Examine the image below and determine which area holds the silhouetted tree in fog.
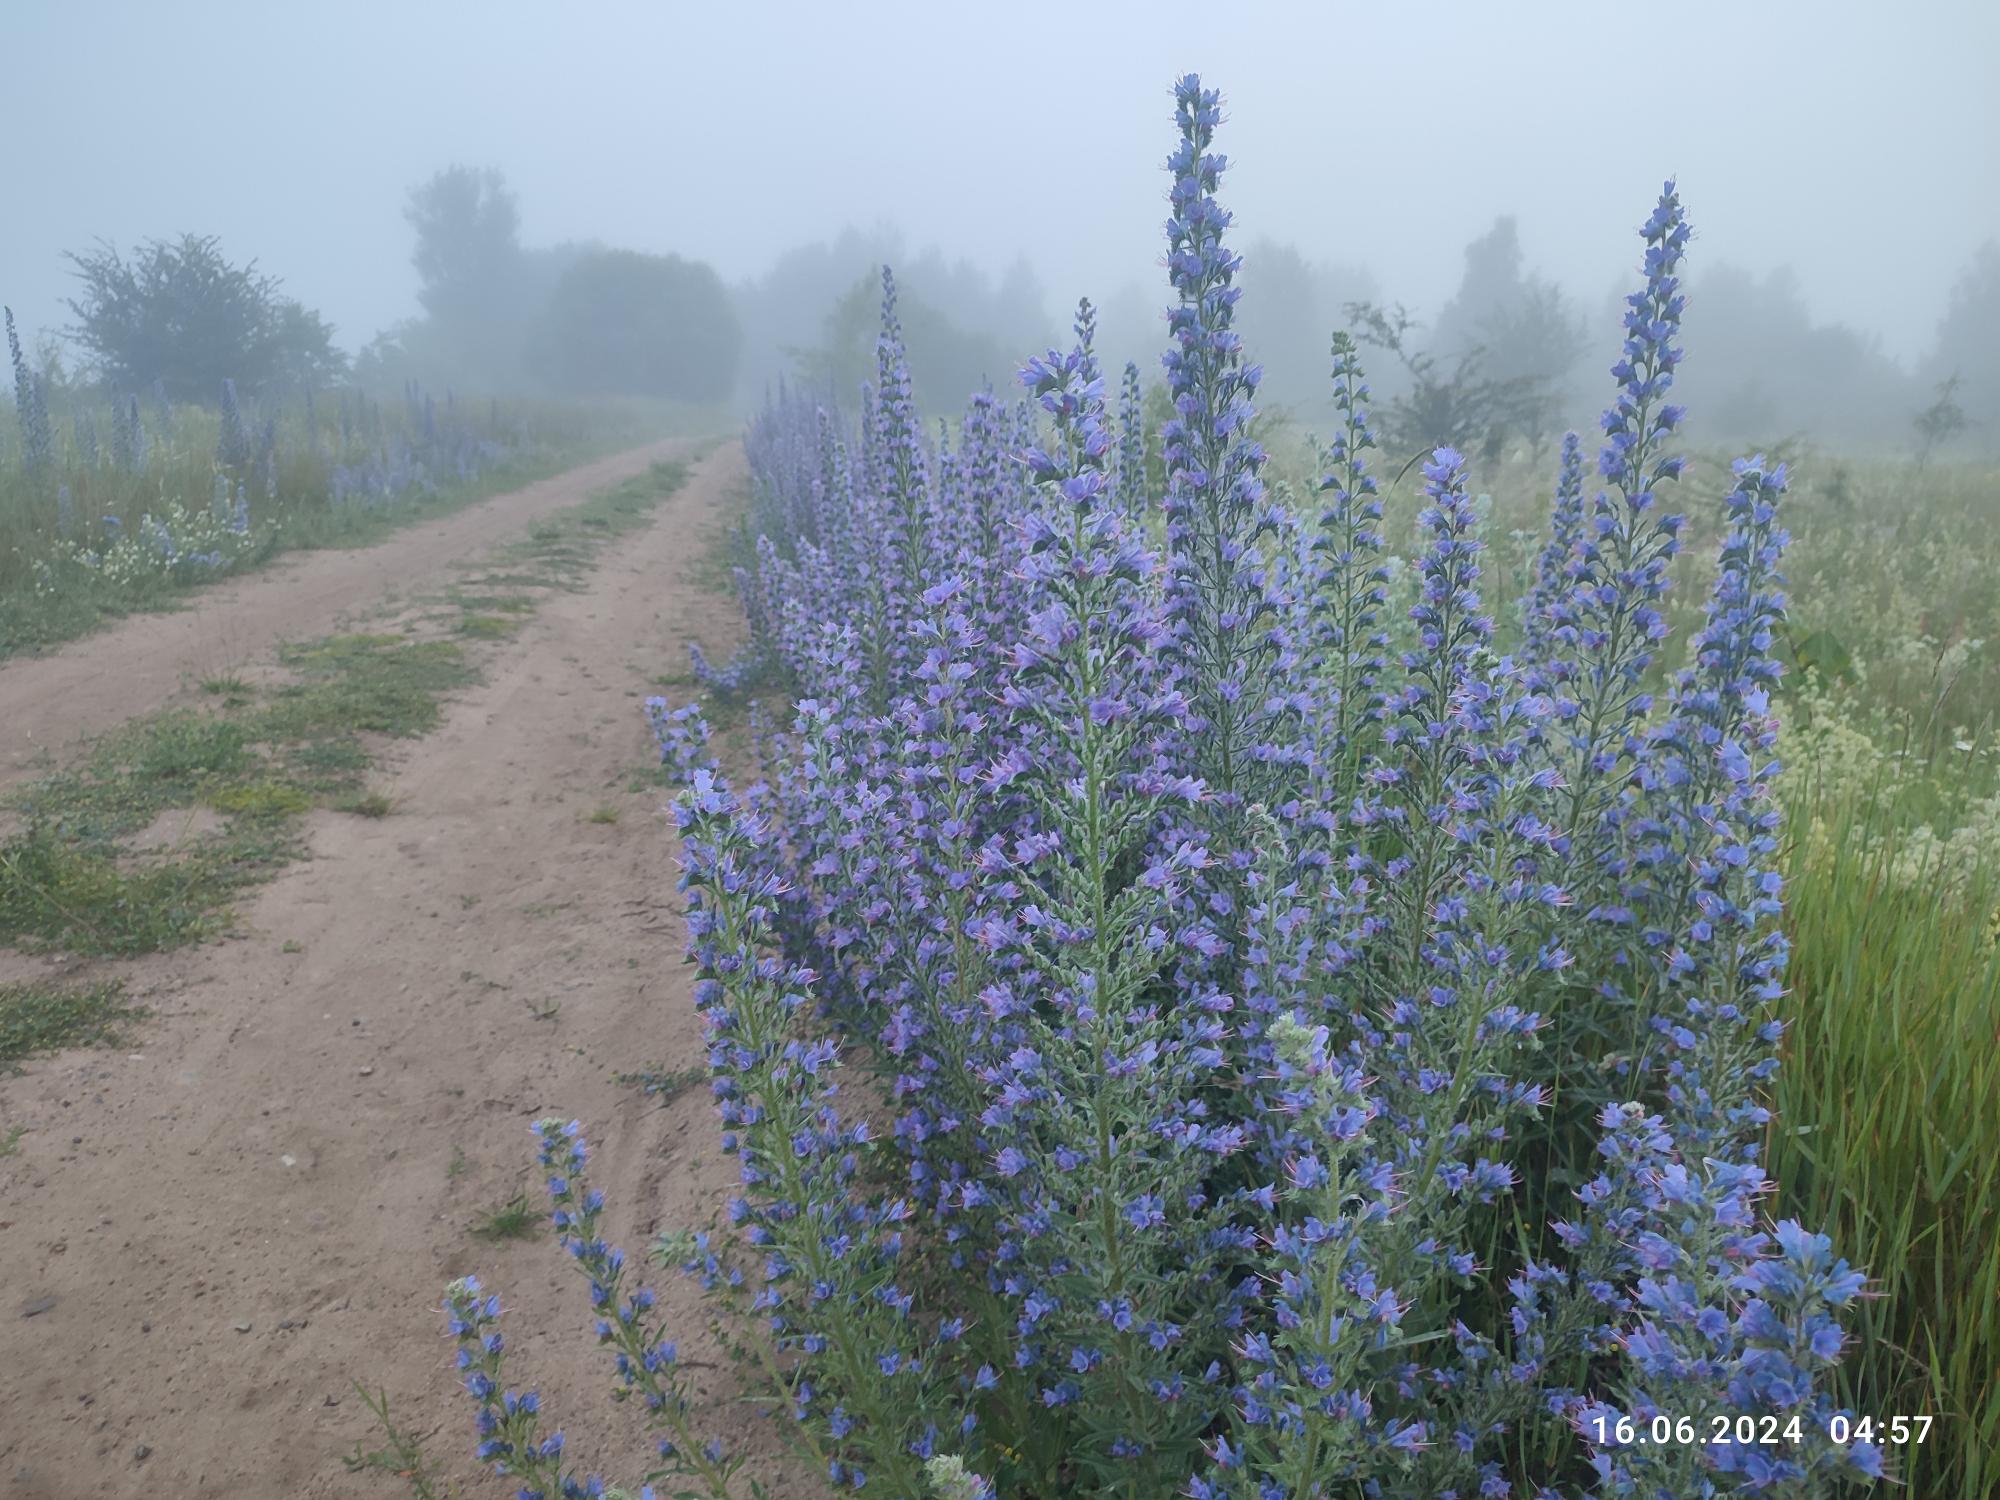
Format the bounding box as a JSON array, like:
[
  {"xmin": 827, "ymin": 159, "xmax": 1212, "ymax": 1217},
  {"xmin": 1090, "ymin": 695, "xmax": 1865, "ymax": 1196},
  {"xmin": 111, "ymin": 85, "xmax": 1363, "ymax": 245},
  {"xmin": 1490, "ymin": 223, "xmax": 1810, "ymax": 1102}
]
[
  {"xmin": 63, "ymin": 233, "xmax": 345, "ymax": 399},
  {"xmin": 1925, "ymin": 242, "xmax": 2000, "ymax": 451},
  {"xmin": 390, "ymin": 165, "xmax": 530, "ymax": 386},
  {"xmin": 1429, "ymin": 215, "xmax": 1525, "ymax": 361},
  {"xmin": 1235, "ymin": 239, "xmax": 1377, "ymax": 419},
  {"xmin": 527, "ymin": 249, "xmax": 740, "ymax": 401},
  {"xmin": 731, "ymin": 230, "xmax": 1052, "ymax": 409},
  {"xmin": 1679, "ymin": 262, "xmax": 1910, "ymax": 448},
  {"xmin": 407, "ymin": 168, "xmax": 522, "ymax": 335},
  {"xmin": 1428, "ymin": 215, "xmax": 1586, "ymax": 462}
]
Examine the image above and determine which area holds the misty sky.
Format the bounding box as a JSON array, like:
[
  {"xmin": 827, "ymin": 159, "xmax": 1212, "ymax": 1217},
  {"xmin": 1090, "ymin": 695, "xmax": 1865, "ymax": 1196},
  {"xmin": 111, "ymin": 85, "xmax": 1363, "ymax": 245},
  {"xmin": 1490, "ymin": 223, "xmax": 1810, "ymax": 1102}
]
[{"xmin": 9, "ymin": 0, "xmax": 1997, "ymax": 366}]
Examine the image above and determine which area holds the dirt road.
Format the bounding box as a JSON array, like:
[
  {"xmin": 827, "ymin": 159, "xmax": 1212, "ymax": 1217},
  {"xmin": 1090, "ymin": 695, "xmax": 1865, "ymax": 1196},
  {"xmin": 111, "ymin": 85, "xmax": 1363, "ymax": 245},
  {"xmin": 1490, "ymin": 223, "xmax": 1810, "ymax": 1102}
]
[
  {"xmin": 0, "ymin": 439, "xmax": 692, "ymax": 786},
  {"xmin": 0, "ymin": 442, "xmax": 800, "ymax": 1498}
]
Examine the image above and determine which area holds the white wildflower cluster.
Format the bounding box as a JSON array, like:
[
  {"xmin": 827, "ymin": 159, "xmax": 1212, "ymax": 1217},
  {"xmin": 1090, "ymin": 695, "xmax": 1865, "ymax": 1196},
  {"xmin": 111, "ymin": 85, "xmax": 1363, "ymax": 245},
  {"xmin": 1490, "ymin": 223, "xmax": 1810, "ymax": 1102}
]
[{"xmin": 33, "ymin": 492, "xmax": 272, "ymax": 596}]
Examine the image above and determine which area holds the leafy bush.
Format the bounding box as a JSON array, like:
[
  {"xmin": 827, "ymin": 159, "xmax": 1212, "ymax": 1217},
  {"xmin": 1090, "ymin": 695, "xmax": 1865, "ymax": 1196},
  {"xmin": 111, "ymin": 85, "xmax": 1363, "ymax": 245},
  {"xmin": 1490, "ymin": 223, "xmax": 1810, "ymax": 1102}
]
[
  {"xmin": 448, "ymin": 77, "xmax": 1885, "ymax": 1499},
  {"xmin": 61, "ymin": 233, "xmax": 345, "ymax": 398},
  {"xmin": 1342, "ymin": 297, "xmax": 1567, "ymax": 467}
]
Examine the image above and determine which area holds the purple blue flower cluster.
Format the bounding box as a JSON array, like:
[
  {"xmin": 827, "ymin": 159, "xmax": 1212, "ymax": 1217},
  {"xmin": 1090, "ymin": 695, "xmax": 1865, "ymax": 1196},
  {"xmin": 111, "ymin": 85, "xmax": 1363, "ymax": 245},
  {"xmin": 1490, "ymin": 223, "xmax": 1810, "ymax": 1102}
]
[
  {"xmin": 216, "ymin": 377, "xmax": 252, "ymax": 471},
  {"xmin": 109, "ymin": 393, "xmax": 148, "ymax": 471},
  {"xmin": 444, "ymin": 1273, "xmax": 657, "ymax": 1500},
  {"xmin": 7, "ymin": 306, "xmax": 53, "ymax": 473},
  {"xmin": 462, "ymin": 76, "xmax": 1878, "ymax": 1500},
  {"xmin": 326, "ymin": 379, "xmax": 518, "ymax": 509}
]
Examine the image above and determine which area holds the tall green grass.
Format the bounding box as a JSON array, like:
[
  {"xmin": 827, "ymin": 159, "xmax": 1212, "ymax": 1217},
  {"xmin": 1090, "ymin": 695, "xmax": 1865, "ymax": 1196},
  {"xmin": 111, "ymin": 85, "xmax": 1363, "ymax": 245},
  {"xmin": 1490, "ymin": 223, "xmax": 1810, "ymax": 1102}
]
[{"xmin": 1773, "ymin": 794, "xmax": 2000, "ymax": 1499}]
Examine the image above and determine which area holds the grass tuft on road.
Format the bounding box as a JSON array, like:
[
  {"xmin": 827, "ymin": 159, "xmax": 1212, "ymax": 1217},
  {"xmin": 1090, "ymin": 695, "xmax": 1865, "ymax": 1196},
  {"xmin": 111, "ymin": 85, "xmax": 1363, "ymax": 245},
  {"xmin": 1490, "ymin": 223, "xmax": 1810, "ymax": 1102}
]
[
  {"xmin": 1, "ymin": 979, "xmax": 144, "ymax": 1067},
  {"xmin": 471, "ymin": 1193, "xmax": 541, "ymax": 1242}
]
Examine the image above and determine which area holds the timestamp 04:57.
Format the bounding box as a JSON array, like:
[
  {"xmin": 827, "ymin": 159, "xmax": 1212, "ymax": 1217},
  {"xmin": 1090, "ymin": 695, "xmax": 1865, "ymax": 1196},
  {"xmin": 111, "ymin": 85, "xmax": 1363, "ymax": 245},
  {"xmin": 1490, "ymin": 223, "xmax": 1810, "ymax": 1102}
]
[{"xmin": 1587, "ymin": 1413, "xmax": 1934, "ymax": 1447}]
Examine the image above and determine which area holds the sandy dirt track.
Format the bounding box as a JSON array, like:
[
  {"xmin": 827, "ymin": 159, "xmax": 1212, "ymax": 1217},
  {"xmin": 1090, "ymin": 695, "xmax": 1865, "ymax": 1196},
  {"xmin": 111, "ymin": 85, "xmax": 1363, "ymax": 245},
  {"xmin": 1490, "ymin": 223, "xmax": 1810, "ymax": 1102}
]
[
  {"xmin": 0, "ymin": 442, "xmax": 809, "ymax": 1498},
  {"xmin": 0, "ymin": 439, "xmax": 692, "ymax": 786}
]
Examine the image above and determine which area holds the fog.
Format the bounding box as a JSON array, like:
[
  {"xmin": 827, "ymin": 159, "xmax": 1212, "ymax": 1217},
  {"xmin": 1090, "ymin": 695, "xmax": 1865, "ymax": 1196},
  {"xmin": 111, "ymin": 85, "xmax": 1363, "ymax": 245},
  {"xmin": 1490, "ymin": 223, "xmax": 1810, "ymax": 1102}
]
[{"xmin": 9, "ymin": 0, "xmax": 1998, "ymax": 446}]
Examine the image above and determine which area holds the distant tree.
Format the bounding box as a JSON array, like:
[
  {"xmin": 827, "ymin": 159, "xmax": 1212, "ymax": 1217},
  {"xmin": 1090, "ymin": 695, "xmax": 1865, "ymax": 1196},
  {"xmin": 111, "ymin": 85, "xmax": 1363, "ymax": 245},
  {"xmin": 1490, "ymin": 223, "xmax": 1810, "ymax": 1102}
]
[
  {"xmin": 1236, "ymin": 239, "xmax": 1378, "ymax": 419},
  {"xmin": 1240, "ymin": 240, "xmax": 1319, "ymax": 415},
  {"xmin": 1346, "ymin": 299, "xmax": 1545, "ymax": 463},
  {"xmin": 989, "ymin": 255, "xmax": 1048, "ymax": 343},
  {"xmin": 349, "ymin": 319, "xmax": 444, "ymax": 391},
  {"xmin": 732, "ymin": 230, "xmax": 1054, "ymax": 408},
  {"xmin": 1681, "ymin": 262, "xmax": 1911, "ymax": 447},
  {"xmin": 404, "ymin": 166, "xmax": 527, "ymax": 383},
  {"xmin": 729, "ymin": 228, "xmax": 903, "ymax": 406},
  {"xmin": 1477, "ymin": 279, "xmax": 1587, "ymax": 463},
  {"xmin": 516, "ymin": 240, "xmax": 603, "ymax": 318},
  {"xmin": 263, "ymin": 300, "xmax": 346, "ymax": 389},
  {"xmin": 407, "ymin": 167, "xmax": 521, "ymax": 329},
  {"xmin": 527, "ymin": 249, "xmax": 740, "ymax": 401},
  {"xmin": 1094, "ymin": 279, "xmax": 1163, "ymax": 382},
  {"xmin": 1418, "ymin": 215, "xmax": 1588, "ymax": 462},
  {"xmin": 62, "ymin": 233, "xmax": 345, "ymax": 399},
  {"xmin": 1912, "ymin": 374, "xmax": 1969, "ymax": 468},
  {"xmin": 1430, "ymin": 215, "xmax": 1525, "ymax": 361},
  {"xmin": 1925, "ymin": 242, "xmax": 2000, "ymax": 448}
]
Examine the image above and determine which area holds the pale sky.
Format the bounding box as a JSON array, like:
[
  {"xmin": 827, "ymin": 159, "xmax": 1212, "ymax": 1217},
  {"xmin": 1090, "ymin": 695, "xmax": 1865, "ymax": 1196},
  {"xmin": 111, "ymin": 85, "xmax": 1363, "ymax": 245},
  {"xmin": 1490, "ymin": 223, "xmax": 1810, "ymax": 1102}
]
[{"xmin": 7, "ymin": 0, "xmax": 1996, "ymax": 365}]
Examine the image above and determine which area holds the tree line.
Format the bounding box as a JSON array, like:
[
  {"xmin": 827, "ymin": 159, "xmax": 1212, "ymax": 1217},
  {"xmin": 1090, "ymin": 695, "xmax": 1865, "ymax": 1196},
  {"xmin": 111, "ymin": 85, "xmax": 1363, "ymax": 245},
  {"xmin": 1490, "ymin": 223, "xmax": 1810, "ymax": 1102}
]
[{"xmin": 43, "ymin": 164, "xmax": 2000, "ymax": 458}]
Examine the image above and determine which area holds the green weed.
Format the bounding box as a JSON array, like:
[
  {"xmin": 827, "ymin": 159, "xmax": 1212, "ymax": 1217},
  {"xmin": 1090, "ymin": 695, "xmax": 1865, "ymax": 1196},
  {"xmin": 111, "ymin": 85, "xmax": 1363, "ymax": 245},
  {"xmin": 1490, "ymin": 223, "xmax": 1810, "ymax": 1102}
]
[
  {"xmin": 615, "ymin": 1062, "xmax": 706, "ymax": 1103},
  {"xmin": 208, "ymin": 780, "xmax": 315, "ymax": 818},
  {"xmin": 261, "ymin": 635, "xmax": 474, "ymax": 740},
  {"xmin": 335, "ymin": 790, "xmax": 396, "ymax": 818},
  {"xmin": 340, "ymin": 1381, "xmax": 459, "ymax": 1498},
  {"xmin": 448, "ymin": 593, "xmax": 536, "ymax": 614},
  {"xmin": 0, "ymin": 979, "xmax": 144, "ymax": 1066},
  {"xmin": 471, "ymin": 1193, "xmax": 541, "ymax": 1242},
  {"xmin": 0, "ymin": 829, "xmax": 238, "ymax": 953},
  {"xmin": 125, "ymin": 712, "xmax": 253, "ymax": 786}
]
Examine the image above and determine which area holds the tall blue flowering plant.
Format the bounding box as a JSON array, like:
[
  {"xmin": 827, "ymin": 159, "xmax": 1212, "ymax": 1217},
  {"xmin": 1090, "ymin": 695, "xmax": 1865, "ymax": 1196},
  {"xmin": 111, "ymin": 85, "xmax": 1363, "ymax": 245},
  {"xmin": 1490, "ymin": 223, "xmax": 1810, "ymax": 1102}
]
[{"xmin": 450, "ymin": 75, "xmax": 1882, "ymax": 1500}]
